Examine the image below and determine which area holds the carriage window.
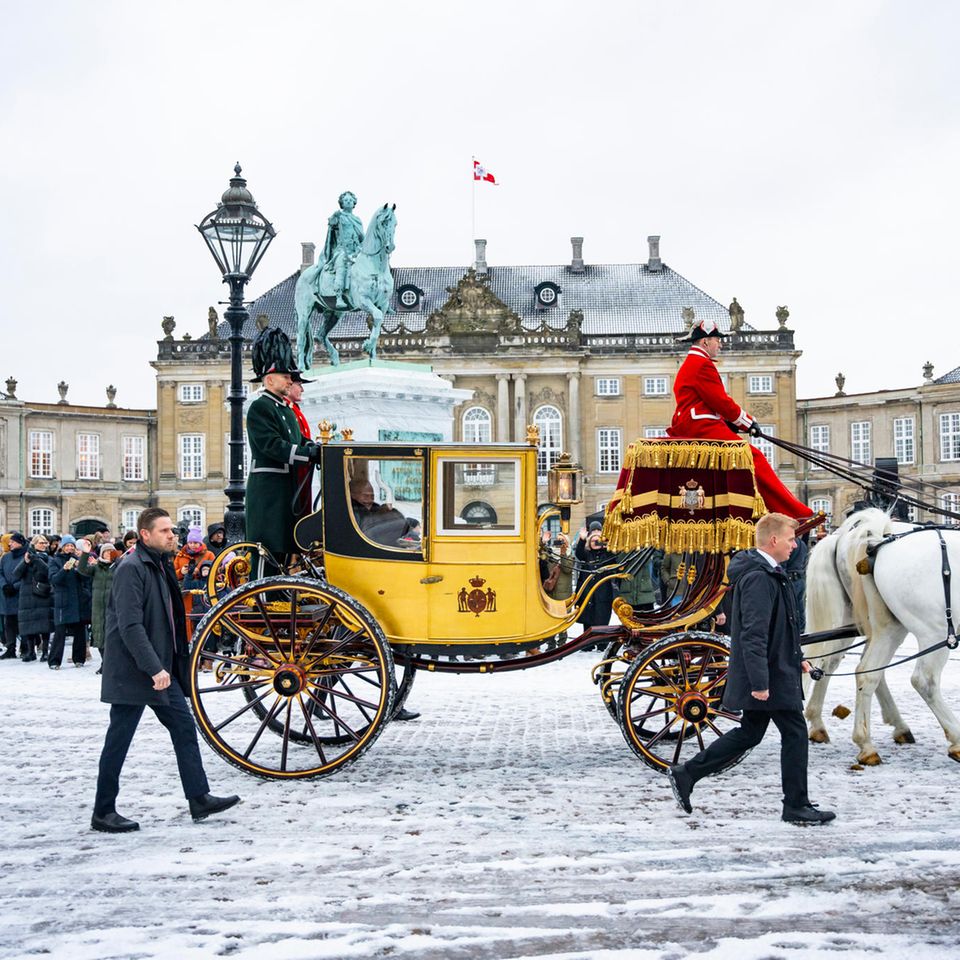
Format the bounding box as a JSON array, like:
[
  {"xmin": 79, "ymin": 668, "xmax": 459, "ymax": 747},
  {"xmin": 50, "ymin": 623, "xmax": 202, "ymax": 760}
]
[
  {"xmin": 346, "ymin": 457, "xmax": 424, "ymax": 550},
  {"xmin": 437, "ymin": 459, "xmax": 520, "ymax": 535}
]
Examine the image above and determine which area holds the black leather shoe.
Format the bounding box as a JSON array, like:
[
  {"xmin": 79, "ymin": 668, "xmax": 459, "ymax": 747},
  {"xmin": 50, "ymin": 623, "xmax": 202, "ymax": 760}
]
[
  {"xmin": 189, "ymin": 793, "xmax": 241, "ymax": 821},
  {"xmin": 91, "ymin": 811, "xmax": 140, "ymax": 833},
  {"xmin": 393, "ymin": 707, "xmax": 421, "ymax": 721},
  {"xmin": 668, "ymin": 764, "xmax": 694, "ymax": 814},
  {"xmin": 782, "ymin": 802, "xmax": 836, "ymax": 824}
]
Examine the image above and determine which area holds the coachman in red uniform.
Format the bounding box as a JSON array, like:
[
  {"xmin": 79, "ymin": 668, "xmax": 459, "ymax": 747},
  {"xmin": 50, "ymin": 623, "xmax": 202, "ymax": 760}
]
[{"xmin": 667, "ymin": 318, "xmax": 811, "ymax": 519}]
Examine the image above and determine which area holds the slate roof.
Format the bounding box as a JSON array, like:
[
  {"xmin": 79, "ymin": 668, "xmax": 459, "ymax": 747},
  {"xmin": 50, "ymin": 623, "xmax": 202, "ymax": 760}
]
[
  {"xmin": 934, "ymin": 366, "xmax": 960, "ymax": 384},
  {"xmin": 213, "ymin": 261, "xmax": 747, "ymax": 341}
]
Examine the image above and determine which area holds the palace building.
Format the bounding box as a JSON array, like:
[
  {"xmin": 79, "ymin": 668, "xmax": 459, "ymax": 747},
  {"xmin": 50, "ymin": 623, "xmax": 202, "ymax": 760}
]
[{"xmin": 151, "ymin": 235, "xmax": 803, "ymax": 531}]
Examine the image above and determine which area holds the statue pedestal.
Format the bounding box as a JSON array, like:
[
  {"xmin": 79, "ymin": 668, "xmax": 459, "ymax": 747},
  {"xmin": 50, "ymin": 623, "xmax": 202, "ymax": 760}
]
[{"xmin": 298, "ymin": 360, "xmax": 473, "ymax": 442}]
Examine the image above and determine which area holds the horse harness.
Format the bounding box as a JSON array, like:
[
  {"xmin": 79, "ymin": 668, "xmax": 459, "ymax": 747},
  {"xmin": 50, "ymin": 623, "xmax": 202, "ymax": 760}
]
[{"xmin": 806, "ymin": 525, "xmax": 959, "ymax": 681}]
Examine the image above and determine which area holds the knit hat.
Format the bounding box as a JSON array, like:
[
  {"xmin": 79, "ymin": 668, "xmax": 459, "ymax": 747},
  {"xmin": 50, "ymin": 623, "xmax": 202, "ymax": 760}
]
[
  {"xmin": 60, "ymin": 534, "xmax": 77, "ymax": 547},
  {"xmin": 9, "ymin": 532, "xmax": 26, "ymax": 546},
  {"xmin": 186, "ymin": 527, "xmax": 204, "ymax": 545},
  {"xmin": 99, "ymin": 543, "xmax": 116, "ymax": 559}
]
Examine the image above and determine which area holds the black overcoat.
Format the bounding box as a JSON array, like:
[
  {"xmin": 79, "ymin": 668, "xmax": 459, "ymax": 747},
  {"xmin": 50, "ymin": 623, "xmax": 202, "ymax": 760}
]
[
  {"xmin": 14, "ymin": 554, "xmax": 53, "ymax": 635},
  {"xmin": 100, "ymin": 542, "xmax": 189, "ymax": 707},
  {"xmin": 245, "ymin": 390, "xmax": 316, "ymax": 554},
  {"xmin": 49, "ymin": 554, "xmax": 88, "ymax": 625},
  {"xmin": 0, "ymin": 547, "xmax": 25, "ymax": 616},
  {"xmin": 722, "ymin": 549, "xmax": 804, "ymax": 711}
]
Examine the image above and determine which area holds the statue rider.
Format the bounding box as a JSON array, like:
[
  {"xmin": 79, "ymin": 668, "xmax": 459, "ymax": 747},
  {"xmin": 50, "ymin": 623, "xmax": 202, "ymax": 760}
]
[{"xmin": 318, "ymin": 191, "xmax": 364, "ymax": 310}]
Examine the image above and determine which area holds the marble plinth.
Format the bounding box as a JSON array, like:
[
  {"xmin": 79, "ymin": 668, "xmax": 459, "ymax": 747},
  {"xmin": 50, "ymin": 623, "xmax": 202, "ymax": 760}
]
[{"xmin": 298, "ymin": 360, "xmax": 473, "ymax": 442}]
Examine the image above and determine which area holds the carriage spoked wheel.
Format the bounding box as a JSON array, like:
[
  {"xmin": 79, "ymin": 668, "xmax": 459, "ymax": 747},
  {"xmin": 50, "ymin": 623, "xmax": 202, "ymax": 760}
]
[
  {"xmin": 592, "ymin": 638, "xmax": 632, "ymax": 721},
  {"xmin": 190, "ymin": 576, "xmax": 395, "ymax": 779},
  {"xmin": 204, "ymin": 542, "xmax": 259, "ymax": 602},
  {"xmin": 617, "ymin": 631, "xmax": 746, "ymax": 773}
]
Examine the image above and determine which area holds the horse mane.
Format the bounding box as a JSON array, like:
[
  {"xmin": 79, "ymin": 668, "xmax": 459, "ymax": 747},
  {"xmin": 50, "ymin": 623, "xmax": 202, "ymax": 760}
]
[{"xmin": 362, "ymin": 206, "xmax": 394, "ymax": 255}]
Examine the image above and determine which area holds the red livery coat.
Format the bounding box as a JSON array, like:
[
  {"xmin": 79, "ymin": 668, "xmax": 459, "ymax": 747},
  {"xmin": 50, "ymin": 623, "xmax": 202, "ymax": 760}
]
[
  {"xmin": 286, "ymin": 399, "xmax": 313, "ymax": 520},
  {"xmin": 666, "ymin": 346, "xmax": 811, "ymax": 519}
]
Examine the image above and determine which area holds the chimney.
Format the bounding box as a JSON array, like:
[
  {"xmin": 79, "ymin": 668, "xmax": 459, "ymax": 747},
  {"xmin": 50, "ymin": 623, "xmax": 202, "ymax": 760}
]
[
  {"xmin": 300, "ymin": 242, "xmax": 316, "ymax": 273},
  {"xmin": 474, "ymin": 238, "xmax": 488, "ymax": 275},
  {"xmin": 647, "ymin": 235, "xmax": 662, "ymax": 272},
  {"xmin": 570, "ymin": 236, "xmax": 584, "ymax": 273}
]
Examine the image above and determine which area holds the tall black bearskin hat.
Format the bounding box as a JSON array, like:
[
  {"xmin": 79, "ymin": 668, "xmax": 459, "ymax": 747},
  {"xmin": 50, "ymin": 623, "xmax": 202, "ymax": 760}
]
[
  {"xmin": 677, "ymin": 317, "xmax": 728, "ymax": 344},
  {"xmin": 250, "ymin": 327, "xmax": 301, "ymax": 383}
]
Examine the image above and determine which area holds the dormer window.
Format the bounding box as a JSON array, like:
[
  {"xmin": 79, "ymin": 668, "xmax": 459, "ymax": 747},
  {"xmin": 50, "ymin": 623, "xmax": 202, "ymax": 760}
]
[
  {"xmin": 397, "ymin": 284, "xmax": 424, "ymax": 311},
  {"xmin": 534, "ymin": 281, "xmax": 561, "ymax": 309}
]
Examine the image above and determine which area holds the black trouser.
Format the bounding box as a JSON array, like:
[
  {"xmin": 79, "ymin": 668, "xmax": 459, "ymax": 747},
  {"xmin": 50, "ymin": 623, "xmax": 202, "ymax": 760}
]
[
  {"xmin": 93, "ymin": 677, "xmax": 209, "ymax": 817},
  {"xmin": 1, "ymin": 614, "xmax": 19, "ymax": 656},
  {"xmin": 683, "ymin": 707, "xmax": 809, "ymax": 808},
  {"xmin": 48, "ymin": 622, "xmax": 86, "ymax": 667}
]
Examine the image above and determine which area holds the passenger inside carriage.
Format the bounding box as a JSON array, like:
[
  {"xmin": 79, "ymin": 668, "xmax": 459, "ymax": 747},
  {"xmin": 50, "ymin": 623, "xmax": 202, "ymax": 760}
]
[{"xmin": 667, "ymin": 318, "xmax": 812, "ymax": 520}]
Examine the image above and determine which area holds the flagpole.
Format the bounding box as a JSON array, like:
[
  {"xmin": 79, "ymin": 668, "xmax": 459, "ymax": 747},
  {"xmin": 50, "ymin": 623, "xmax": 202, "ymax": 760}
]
[{"xmin": 471, "ymin": 155, "xmax": 477, "ymax": 243}]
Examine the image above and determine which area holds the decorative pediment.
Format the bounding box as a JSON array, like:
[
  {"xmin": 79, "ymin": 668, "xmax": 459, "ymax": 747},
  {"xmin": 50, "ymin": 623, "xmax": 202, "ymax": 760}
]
[{"xmin": 426, "ymin": 269, "xmax": 522, "ymax": 335}]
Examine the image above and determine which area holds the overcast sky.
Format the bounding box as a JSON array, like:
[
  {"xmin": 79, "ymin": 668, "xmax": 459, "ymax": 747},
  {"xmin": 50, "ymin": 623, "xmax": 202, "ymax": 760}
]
[{"xmin": 2, "ymin": 1, "xmax": 957, "ymax": 410}]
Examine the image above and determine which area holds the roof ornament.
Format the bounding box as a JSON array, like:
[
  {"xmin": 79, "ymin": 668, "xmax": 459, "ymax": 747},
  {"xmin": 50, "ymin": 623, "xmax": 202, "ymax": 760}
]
[
  {"xmin": 776, "ymin": 305, "xmax": 789, "ymax": 328},
  {"xmin": 835, "ymin": 372, "xmax": 846, "ymax": 396},
  {"xmin": 728, "ymin": 297, "xmax": 744, "ymax": 332}
]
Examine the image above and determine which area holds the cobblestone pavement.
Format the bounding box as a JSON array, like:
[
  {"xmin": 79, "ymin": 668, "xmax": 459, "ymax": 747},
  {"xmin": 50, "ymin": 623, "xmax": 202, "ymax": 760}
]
[{"xmin": 1, "ymin": 649, "xmax": 959, "ymax": 958}]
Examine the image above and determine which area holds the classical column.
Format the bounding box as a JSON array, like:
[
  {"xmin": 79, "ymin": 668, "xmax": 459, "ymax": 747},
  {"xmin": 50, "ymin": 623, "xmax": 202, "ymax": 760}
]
[
  {"xmin": 496, "ymin": 374, "xmax": 510, "ymax": 442},
  {"xmin": 514, "ymin": 373, "xmax": 528, "ymax": 443},
  {"xmin": 567, "ymin": 371, "xmax": 581, "ymax": 462}
]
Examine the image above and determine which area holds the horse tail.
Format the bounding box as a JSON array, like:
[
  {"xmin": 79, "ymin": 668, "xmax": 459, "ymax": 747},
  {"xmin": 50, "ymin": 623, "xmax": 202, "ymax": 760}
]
[
  {"xmin": 844, "ymin": 512, "xmax": 895, "ymax": 637},
  {"xmin": 805, "ymin": 534, "xmax": 848, "ymax": 634}
]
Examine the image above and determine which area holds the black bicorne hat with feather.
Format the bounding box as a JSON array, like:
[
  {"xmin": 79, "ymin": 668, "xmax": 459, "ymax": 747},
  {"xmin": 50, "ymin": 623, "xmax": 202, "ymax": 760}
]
[{"xmin": 250, "ymin": 327, "xmax": 302, "ymax": 383}]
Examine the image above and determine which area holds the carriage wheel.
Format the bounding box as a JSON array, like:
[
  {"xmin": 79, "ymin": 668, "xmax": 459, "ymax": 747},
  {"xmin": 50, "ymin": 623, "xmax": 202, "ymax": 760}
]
[
  {"xmin": 617, "ymin": 631, "xmax": 746, "ymax": 773},
  {"xmin": 190, "ymin": 576, "xmax": 395, "ymax": 779},
  {"xmin": 392, "ymin": 660, "xmax": 417, "ymax": 719},
  {"xmin": 204, "ymin": 542, "xmax": 260, "ymax": 602},
  {"xmin": 593, "ymin": 637, "xmax": 630, "ymax": 721}
]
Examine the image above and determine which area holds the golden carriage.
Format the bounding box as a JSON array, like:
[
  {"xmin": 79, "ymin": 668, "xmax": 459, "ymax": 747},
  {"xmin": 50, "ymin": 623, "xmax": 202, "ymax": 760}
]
[{"xmin": 189, "ymin": 433, "xmax": 771, "ymax": 780}]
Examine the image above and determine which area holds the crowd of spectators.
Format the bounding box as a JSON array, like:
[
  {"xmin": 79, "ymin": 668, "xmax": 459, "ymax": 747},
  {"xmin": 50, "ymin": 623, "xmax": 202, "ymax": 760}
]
[{"xmin": 0, "ymin": 522, "xmax": 229, "ymax": 672}]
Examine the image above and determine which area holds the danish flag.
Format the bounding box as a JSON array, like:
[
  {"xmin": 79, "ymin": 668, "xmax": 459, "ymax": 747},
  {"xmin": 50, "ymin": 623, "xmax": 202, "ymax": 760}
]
[{"xmin": 473, "ymin": 159, "xmax": 498, "ymax": 185}]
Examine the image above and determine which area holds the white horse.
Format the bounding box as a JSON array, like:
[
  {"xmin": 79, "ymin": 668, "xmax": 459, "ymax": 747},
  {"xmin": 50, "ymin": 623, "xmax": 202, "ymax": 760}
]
[{"xmin": 805, "ymin": 508, "xmax": 960, "ymax": 764}]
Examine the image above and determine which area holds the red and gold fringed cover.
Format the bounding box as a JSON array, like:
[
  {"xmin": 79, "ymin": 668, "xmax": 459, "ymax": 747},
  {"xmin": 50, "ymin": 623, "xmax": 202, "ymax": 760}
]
[{"xmin": 601, "ymin": 439, "xmax": 766, "ymax": 554}]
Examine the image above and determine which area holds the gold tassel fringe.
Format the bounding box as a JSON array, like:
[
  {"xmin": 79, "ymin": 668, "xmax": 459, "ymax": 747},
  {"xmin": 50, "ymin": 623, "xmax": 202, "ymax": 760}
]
[{"xmin": 601, "ymin": 510, "xmax": 757, "ymax": 555}]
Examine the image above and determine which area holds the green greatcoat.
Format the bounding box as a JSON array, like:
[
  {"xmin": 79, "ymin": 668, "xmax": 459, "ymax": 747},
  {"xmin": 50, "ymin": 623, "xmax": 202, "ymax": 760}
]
[{"xmin": 245, "ymin": 390, "xmax": 316, "ymax": 554}]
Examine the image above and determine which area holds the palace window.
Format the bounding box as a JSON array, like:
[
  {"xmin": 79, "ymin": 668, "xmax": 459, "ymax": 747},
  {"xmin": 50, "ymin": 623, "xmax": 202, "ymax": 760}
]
[
  {"xmin": 29, "ymin": 431, "xmax": 53, "ymax": 479},
  {"xmin": 748, "ymin": 375, "xmax": 773, "ymax": 394},
  {"xmin": 462, "ymin": 406, "xmax": 493, "ymax": 444},
  {"xmin": 121, "ymin": 509, "xmax": 140, "ymax": 534},
  {"xmin": 751, "ymin": 424, "xmax": 776, "ymax": 468},
  {"xmin": 939, "ymin": 413, "xmax": 960, "ymax": 462},
  {"xmin": 810, "ymin": 497, "xmax": 832, "ymax": 530},
  {"xmin": 597, "ymin": 429, "xmax": 622, "ymax": 473},
  {"xmin": 29, "ymin": 508, "xmax": 55, "ymax": 537},
  {"xmin": 223, "ymin": 434, "xmax": 250, "ymax": 479},
  {"xmin": 534, "ymin": 405, "xmax": 563, "ymax": 483},
  {"xmin": 178, "ymin": 505, "xmax": 205, "ymax": 530},
  {"xmin": 179, "ymin": 434, "xmax": 205, "ymax": 480},
  {"xmin": 122, "ymin": 436, "xmax": 145, "ymax": 481},
  {"xmin": 893, "ymin": 417, "xmax": 915, "ymax": 465},
  {"xmin": 77, "ymin": 433, "xmax": 100, "ymax": 480},
  {"xmin": 179, "ymin": 383, "xmax": 205, "ymax": 403},
  {"xmin": 644, "ymin": 427, "xmax": 669, "ymax": 439},
  {"xmin": 940, "ymin": 492, "xmax": 960, "ymax": 525},
  {"xmin": 851, "ymin": 421, "xmax": 872, "ymax": 465},
  {"xmin": 643, "ymin": 376, "xmax": 669, "ymax": 397},
  {"xmin": 595, "ymin": 377, "xmax": 621, "ymax": 397},
  {"xmin": 809, "ymin": 424, "xmax": 830, "ymax": 471}
]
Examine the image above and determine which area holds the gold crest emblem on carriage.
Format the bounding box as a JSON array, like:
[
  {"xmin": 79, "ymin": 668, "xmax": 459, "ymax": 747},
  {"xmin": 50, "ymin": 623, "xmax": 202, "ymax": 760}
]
[
  {"xmin": 678, "ymin": 479, "xmax": 706, "ymax": 514},
  {"xmin": 458, "ymin": 575, "xmax": 497, "ymax": 616}
]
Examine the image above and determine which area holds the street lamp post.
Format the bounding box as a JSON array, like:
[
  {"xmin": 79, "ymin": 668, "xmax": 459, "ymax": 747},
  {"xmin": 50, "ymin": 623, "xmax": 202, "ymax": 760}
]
[{"xmin": 196, "ymin": 163, "xmax": 276, "ymax": 544}]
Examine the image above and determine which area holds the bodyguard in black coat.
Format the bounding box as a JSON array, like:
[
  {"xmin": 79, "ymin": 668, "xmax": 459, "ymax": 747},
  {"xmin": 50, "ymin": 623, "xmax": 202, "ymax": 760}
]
[
  {"xmin": 14, "ymin": 545, "xmax": 53, "ymax": 660},
  {"xmin": 667, "ymin": 513, "xmax": 836, "ymax": 825},
  {"xmin": 91, "ymin": 508, "xmax": 240, "ymax": 833}
]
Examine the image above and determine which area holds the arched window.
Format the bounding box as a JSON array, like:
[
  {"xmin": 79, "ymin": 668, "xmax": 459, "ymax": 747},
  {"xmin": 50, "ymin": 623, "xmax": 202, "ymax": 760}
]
[
  {"xmin": 178, "ymin": 504, "xmax": 205, "ymax": 531},
  {"xmin": 462, "ymin": 406, "xmax": 492, "ymax": 444},
  {"xmin": 29, "ymin": 507, "xmax": 56, "ymax": 537},
  {"xmin": 534, "ymin": 405, "xmax": 563, "ymax": 481},
  {"xmin": 810, "ymin": 497, "xmax": 832, "ymax": 530}
]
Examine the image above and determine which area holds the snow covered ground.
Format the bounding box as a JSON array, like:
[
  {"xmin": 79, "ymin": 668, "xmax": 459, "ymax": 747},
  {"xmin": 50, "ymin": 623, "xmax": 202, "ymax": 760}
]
[{"xmin": 2, "ymin": 642, "xmax": 959, "ymax": 959}]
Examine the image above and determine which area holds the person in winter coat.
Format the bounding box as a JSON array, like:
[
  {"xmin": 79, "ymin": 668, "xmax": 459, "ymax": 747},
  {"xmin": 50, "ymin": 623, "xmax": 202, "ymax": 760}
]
[
  {"xmin": 667, "ymin": 513, "xmax": 836, "ymax": 825},
  {"xmin": 91, "ymin": 507, "xmax": 240, "ymax": 833},
  {"xmin": 575, "ymin": 522, "xmax": 615, "ymax": 630},
  {"xmin": 173, "ymin": 528, "xmax": 214, "ymax": 582},
  {"xmin": 79, "ymin": 543, "xmax": 119, "ymax": 669},
  {"xmin": 204, "ymin": 522, "xmax": 227, "ymax": 558},
  {"xmin": 0, "ymin": 532, "xmax": 27, "ymax": 658},
  {"xmin": 616, "ymin": 552, "xmax": 657, "ymax": 613},
  {"xmin": 47, "ymin": 535, "xmax": 90, "ymax": 669},
  {"xmin": 14, "ymin": 536, "xmax": 54, "ymax": 661}
]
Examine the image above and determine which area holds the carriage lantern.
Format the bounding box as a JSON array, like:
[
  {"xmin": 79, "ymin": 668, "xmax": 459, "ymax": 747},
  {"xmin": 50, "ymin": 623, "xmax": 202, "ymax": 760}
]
[
  {"xmin": 547, "ymin": 453, "xmax": 583, "ymax": 533},
  {"xmin": 196, "ymin": 163, "xmax": 276, "ymax": 544}
]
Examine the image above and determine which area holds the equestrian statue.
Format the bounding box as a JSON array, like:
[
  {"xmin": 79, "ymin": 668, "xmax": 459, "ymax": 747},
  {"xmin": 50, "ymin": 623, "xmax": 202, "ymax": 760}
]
[{"xmin": 294, "ymin": 191, "xmax": 397, "ymax": 370}]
